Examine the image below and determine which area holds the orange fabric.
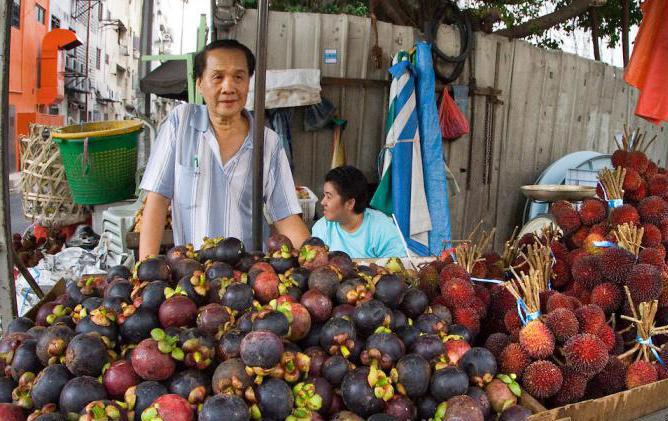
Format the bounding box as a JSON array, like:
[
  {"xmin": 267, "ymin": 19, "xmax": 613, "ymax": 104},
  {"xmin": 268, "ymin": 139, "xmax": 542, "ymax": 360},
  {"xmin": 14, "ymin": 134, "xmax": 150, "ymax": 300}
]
[{"xmin": 624, "ymin": 0, "xmax": 668, "ymax": 124}]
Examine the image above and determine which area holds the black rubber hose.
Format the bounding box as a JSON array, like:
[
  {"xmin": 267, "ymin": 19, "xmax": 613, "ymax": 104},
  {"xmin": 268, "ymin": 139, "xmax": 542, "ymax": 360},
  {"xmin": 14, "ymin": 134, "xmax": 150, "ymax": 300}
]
[{"xmin": 424, "ymin": 1, "xmax": 473, "ymax": 83}]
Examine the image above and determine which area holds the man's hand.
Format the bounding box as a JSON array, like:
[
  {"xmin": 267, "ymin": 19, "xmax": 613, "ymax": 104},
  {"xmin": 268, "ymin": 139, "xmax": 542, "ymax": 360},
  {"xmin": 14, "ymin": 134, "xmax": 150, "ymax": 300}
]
[
  {"xmin": 274, "ymin": 214, "xmax": 310, "ymax": 249},
  {"xmin": 139, "ymin": 192, "xmax": 170, "ymax": 261}
]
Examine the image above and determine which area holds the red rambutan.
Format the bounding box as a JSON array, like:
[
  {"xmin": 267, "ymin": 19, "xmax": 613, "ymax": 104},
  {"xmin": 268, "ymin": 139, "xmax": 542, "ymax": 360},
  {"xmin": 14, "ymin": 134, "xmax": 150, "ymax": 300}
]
[
  {"xmin": 575, "ymin": 304, "xmax": 606, "ymax": 335},
  {"xmin": 625, "ymin": 151, "xmax": 650, "ymax": 175},
  {"xmin": 439, "ymin": 278, "xmax": 476, "ymax": 309},
  {"xmin": 646, "ymin": 161, "xmax": 660, "ymax": 179},
  {"xmin": 579, "ymin": 198, "xmax": 608, "ymax": 226},
  {"xmin": 551, "ymin": 241, "xmax": 570, "ymax": 261},
  {"xmin": 649, "ymin": 174, "xmax": 668, "ymax": 199},
  {"xmin": 563, "ymin": 333, "xmax": 609, "ymax": 377},
  {"xmin": 466, "ymin": 296, "xmax": 488, "ymax": 319},
  {"xmin": 599, "ymin": 247, "xmax": 636, "ymax": 283},
  {"xmin": 490, "ymin": 284, "xmax": 516, "ymax": 317},
  {"xmin": 609, "ymin": 204, "xmax": 640, "ymax": 227},
  {"xmin": 484, "ymin": 332, "xmax": 510, "ymax": 359},
  {"xmin": 546, "ymin": 292, "xmax": 581, "ymax": 313},
  {"xmin": 571, "ymin": 254, "xmax": 603, "ymax": 289},
  {"xmin": 504, "ymin": 309, "xmax": 522, "ymax": 334},
  {"xmin": 660, "ymin": 220, "xmax": 668, "ymax": 244},
  {"xmin": 522, "ymin": 360, "xmax": 563, "ymax": 399},
  {"xmin": 567, "ymin": 226, "xmax": 590, "ymax": 250},
  {"xmin": 519, "ymin": 320, "xmax": 555, "ymax": 359},
  {"xmin": 551, "ymin": 370, "xmax": 588, "ymax": 407},
  {"xmin": 589, "ymin": 357, "xmax": 627, "ymax": 398},
  {"xmin": 623, "ymin": 168, "xmax": 642, "ymax": 192},
  {"xmin": 453, "ymin": 307, "xmax": 480, "ymax": 336},
  {"xmin": 655, "ymin": 363, "xmax": 668, "ymax": 380},
  {"xmin": 611, "ymin": 150, "xmax": 627, "ymax": 168},
  {"xmin": 474, "ymin": 284, "xmax": 491, "ymax": 307},
  {"xmin": 540, "ymin": 290, "xmax": 557, "ymax": 315},
  {"xmin": 625, "ymin": 179, "xmax": 648, "ymax": 203},
  {"xmin": 589, "ymin": 223, "xmax": 610, "ymax": 237},
  {"xmin": 552, "ymin": 259, "xmax": 572, "ymax": 289},
  {"xmin": 590, "ymin": 282, "xmax": 622, "ymax": 314},
  {"xmin": 439, "ymin": 263, "xmax": 471, "ymax": 284},
  {"xmin": 551, "ymin": 201, "xmax": 582, "ymax": 235},
  {"xmin": 596, "ymin": 324, "xmax": 616, "ymax": 352},
  {"xmin": 566, "ymin": 248, "xmax": 588, "ymax": 267},
  {"xmin": 639, "ymin": 246, "xmax": 666, "ymax": 268},
  {"xmin": 500, "ymin": 343, "xmax": 531, "ymax": 377},
  {"xmin": 638, "ymin": 196, "xmax": 668, "ymax": 226},
  {"xmin": 471, "ymin": 261, "xmax": 488, "ymax": 279},
  {"xmin": 642, "ymin": 223, "xmax": 663, "ymax": 248},
  {"xmin": 545, "ymin": 308, "xmax": 579, "ymax": 343},
  {"xmin": 626, "ymin": 360, "xmax": 658, "ymax": 389},
  {"xmin": 583, "ymin": 233, "xmax": 607, "ymax": 255},
  {"xmin": 626, "ymin": 263, "xmax": 662, "ymax": 303}
]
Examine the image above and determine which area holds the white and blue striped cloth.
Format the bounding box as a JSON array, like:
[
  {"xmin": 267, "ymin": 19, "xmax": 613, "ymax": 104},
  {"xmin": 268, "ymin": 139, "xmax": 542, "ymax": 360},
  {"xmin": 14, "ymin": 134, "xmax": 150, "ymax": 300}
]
[{"xmin": 139, "ymin": 104, "xmax": 302, "ymax": 250}]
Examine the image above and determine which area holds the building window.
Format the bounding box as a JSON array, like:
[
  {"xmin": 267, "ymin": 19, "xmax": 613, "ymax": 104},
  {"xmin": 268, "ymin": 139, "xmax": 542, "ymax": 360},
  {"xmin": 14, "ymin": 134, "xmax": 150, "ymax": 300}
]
[
  {"xmin": 105, "ymin": 54, "xmax": 109, "ymax": 65},
  {"xmin": 36, "ymin": 4, "xmax": 45, "ymax": 24},
  {"xmin": 96, "ymin": 48, "xmax": 101, "ymax": 70},
  {"xmin": 51, "ymin": 16, "xmax": 60, "ymax": 29},
  {"xmin": 98, "ymin": 3, "xmax": 103, "ymax": 21},
  {"xmin": 11, "ymin": 0, "xmax": 20, "ymax": 28}
]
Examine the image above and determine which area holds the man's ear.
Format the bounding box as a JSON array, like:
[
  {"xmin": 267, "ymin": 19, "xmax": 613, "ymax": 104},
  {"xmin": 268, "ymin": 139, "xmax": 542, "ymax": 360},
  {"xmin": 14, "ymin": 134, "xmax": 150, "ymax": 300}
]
[
  {"xmin": 345, "ymin": 198, "xmax": 356, "ymax": 212},
  {"xmin": 195, "ymin": 78, "xmax": 202, "ymax": 94}
]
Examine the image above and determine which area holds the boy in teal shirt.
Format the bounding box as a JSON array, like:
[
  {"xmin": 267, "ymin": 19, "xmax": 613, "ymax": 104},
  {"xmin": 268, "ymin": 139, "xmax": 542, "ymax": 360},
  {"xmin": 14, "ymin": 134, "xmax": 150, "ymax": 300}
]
[{"xmin": 311, "ymin": 166, "xmax": 406, "ymax": 258}]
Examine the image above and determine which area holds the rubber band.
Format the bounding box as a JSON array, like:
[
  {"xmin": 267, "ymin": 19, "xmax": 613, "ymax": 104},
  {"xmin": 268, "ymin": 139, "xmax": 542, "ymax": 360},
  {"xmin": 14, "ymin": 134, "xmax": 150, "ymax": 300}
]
[
  {"xmin": 598, "ymin": 181, "xmax": 609, "ymax": 201},
  {"xmin": 593, "ymin": 241, "xmax": 617, "ymax": 248},
  {"xmin": 516, "ymin": 299, "xmax": 540, "ymax": 326},
  {"xmin": 608, "ymin": 198, "xmax": 624, "ymax": 208},
  {"xmin": 636, "ymin": 336, "xmax": 667, "ymax": 368},
  {"xmin": 471, "ymin": 277, "xmax": 504, "ymax": 284}
]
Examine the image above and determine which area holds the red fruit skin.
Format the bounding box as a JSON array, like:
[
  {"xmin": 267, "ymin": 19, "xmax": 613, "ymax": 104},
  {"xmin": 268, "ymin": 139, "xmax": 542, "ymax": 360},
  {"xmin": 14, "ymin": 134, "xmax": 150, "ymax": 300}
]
[
  {"xmin": 300, "ymin": 289, "xmax": 332, "ymax": 322},
  {"xmin": 443, "ymin": 339, "xmax": 471, "ymax": 366},
  {"xmin": 626, "ymin": 360, "xmax": 658, "ymax": 389},
  {"xmin": 131, "ymin": 339, "xmax": 175, "ymax": 381},
  {"xmin": 284, "ymin": 302, "xmax": 312, "ymax": 341},
  {"xmin": 579, "ymin": 198, "xmax": 607, "ymax": 226},
  {"xmin": 611, "ymin": 150, "xmax": 627, "ymax": 167},
  {"xmin": 519, "ymin": 320, "xmax": 555, "ymax": 359},
  {"xmin": 575, "ymin": 304, "xmax": 606, "ymax": 335},
  {"xmin": 562, "ymin": 334, "xmax": 609, "ymax": 377},
  {"xmin": 590, "ymin": 283, "xmax": 622, "ymax": 314},
  {"xmin": 152, "ymin": 394, "xmax": 194, "ymax": 421},
  {"xmin": 103, "ymin": 359, "xmax": 141, "ymax": 399},
  {"xmin": 159, "ymin": 296, "xmax": 197, "ymax": 328},
  {"xmin": 623, "ymin": 168, "xmax": 642, "ymax": 192},
  {"xmin": 609, "ymin": 205, "xmax": 640, "ymax": 227},
  {"xmin": 252, "ymin": 272, "xmax": 280, "ymax": 303},
  {"xmin": 499, "ymin": 343, "xmax": 531, "ymax": 377},
  {"xmin": 0, "ymin": 404, "xmax": 25, "ymax": 421},
  {"xmin": 522, "ymin": 360, "xmax": 563, "ymax": 399},
  {"xmin": 545, "ymin": 308, "xmax": 579, "ymax": 344}
]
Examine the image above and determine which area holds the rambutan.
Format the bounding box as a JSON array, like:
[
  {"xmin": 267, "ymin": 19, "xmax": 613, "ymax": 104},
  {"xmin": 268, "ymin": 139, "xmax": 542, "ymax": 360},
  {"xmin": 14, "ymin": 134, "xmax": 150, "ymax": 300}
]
[
  {"xmin": 625, "ymin": 180, "xmax": 648, "ymax": 203},
  {"xmin": 453, "ymin": 307, "xmax": 480, "ymax": 336},
  {"xmin": 504, "ymin": 309, "xmax": 522, "ymax": 334},
  {"xmin": 490, "ymin": 284, "xmax": 516, "ymax": 317},
  {"xmin": 551, "ymin": 241, "xmax": 570, "ymax": 261},
  {"xmin": 625, "ymin": 150, "xmax": 650, "ymax": 175},
  {"xmin": 623, "ymin": 168, "xmax": 642, "ymax": 192},
  {"xmin": 500, "ymin": 343, "xmax": 531, "ymax": 377},
  {"xmin": 599, "ymin": 247, "xmax": 636, "ymax": 283},
  {"xmin": 517, "ymin": 232, "xmax": 538, "ymax": 249},
  {"xmin": 551, "ymin": 370, "xmax": 588, "ymax": 407},
  {"xmin": 545, "ymin": 308, "xmax": 579, "ymax": 343},
  {"xmin": 626, "ymin": 264, "xmax": 662, "ymax": 304},
  {"xmin": 638, "ymin": 196, "xmax": 668, "ymax": 226},
  {"xmin": 546, "ymin": 292, "xmax": 580, "ymax": 313},
  {"xmin": 583, "ymin": 233, "xmax": 607, "ymax": 255},
  {"xmin": 660, "ymin": 220, "xmax": 668, "ymax": 244},
  {"xmin": 589, "ymin": 223, "xmax": 610, "ymax": 237},
  {"xmin": 571, "ymin": 254, "xmax": 603, "ymax": 289},
  {"xmin": 471, "ymin": 261, "xmax": 488, "ymax": 279},
  {"xmin": 439, "ymin": 263, "xmax": 471, "ymax": 284},
  {"xmin": 575, "ymin": 304, "xmax": 606, "ymax": 335},
  {"xmin": 609, "ymin": 204, "xmax": 640, "ymax": 227},
  {"xmin": 655, "ymin": 363, "xmax": 668, "ymax": 380},
  {"xmin": 566, "ymin": 248, "xmax": 588, "ymax": 267},
  {"xmin": 649, "ymin": 174, "xmax": 668, "ymax": 199},
  {"xmin": 563, "ymin": 333, "xmax": 609, "ymax": 377},
  {"xmin": 484, "ymin": 332, "xmax": 510, "ymax": 359},
  {"xmin": 642, "ymin": 224, "xmax": 663, "ymax": 248},
  {"xmin": 439, "ymin": 278, "xmax": 476, "ymax": 309},
  {"xmin": 466, "ymin": 296, "xmax": 488, "ymax": 319},
  {"xmin": 553, "ymin": 211, "xmax": 582, "ymax": 236},
  {"xmin": 590, "ymin": 282, "xmax": 622, "ymax": 314},
  {"xmin": 626, "ymin": 360, "xmax": 658, "ymax": 389},
  {"xmin": 589, "ymin": 357, "xmax": 626, "ymax": 397},
  {"xmin": 539, "ymin": 290, "xmax": 557, "ymax": 315},
  {"xmin": 611, "ymin": 150, "xmax": 627, "ymax": 168},
  {"xmin": 646, "ymin": 161, "xmax": 660, "ymax": 179},
  {"xmin": 596, "ymin": 324, "xmax": 616, "ymax": 352},
  {"xmin": 639, "ymin": 246, "xmax": 666, "ymax": 268},
  {"xmin": 474, "ymin": 284, "xmax": 491, "ymax": 307},
  {"xmin": 567, "ymin": 226, "xmax": 590, "ymax": 250},
  {"xmin": 579, "ymin": 198, "xmax": 608, "ymax": 226},
  {"xmin": 522, "ymin": 360, "xmax": 563, "ymax": 399},
  {"xmin": 519, "ymin": 320, "xmax": 555, "ymax": 359},
  {"xmin": 552, "ymin": 259, "xmax": 572, "ymax": 289}
]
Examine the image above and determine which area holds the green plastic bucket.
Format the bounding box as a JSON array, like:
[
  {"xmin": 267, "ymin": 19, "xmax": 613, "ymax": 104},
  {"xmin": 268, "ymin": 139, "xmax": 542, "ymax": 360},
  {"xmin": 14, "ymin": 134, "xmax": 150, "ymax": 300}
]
[{"xmin": 52, "ymin": 120, "xmax": 143, "ymax": 205}]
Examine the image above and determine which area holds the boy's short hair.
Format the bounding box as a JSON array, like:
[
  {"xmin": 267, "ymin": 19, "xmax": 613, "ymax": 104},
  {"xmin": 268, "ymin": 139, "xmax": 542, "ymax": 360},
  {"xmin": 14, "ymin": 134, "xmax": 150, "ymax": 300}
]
[
  {"xmin": 194, "ymin": 39, "xmax": 256, "ymax": 79},
  {"xmin": 325, "ymin": 166, "xmax": 369, "ymax": 214}
]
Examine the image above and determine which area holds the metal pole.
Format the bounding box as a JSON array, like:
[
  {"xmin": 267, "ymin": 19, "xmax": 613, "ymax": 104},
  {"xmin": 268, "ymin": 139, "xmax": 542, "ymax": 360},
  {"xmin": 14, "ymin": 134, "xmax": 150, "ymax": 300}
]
[
  {"xmin": 0, "ymin": 0, "xmax": 19, "ymax": 328},
  {"xmin": 140, "ymin": 0, "xmax": 154, "ymax": 118},
  {"xmin": 83, "ymin": 0, "xmax": 91, "ymax": 121},
  {"xmin": 251, "ymin": 1, "xmax": 269, "ymax": 252}
]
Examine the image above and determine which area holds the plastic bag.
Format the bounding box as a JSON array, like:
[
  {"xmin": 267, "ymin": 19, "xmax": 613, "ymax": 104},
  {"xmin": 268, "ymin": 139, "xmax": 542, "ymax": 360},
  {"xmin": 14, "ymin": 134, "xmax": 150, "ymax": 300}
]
[{"xmin": 438, "ymin": 87, "xmax": 469, "ymax": 141}]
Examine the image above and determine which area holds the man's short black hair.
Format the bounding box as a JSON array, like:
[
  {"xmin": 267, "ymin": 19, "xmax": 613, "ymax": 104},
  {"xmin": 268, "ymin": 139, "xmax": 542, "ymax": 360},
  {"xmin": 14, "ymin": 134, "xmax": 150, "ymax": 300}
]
[
  {"xmin": 194, "ymin": 39, "xmax": 256, "ymax": 79},
  {"xmin": 325, "ymin": 166, "xmax": 369, "ymax": 214}
]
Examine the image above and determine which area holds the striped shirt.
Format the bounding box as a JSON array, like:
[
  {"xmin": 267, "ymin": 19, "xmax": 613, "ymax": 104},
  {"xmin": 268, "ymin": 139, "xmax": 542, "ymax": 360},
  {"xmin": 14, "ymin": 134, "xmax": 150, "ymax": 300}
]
[{"xmin": 139, "ymin": 104, "xmax": 302, "ymax": 250}]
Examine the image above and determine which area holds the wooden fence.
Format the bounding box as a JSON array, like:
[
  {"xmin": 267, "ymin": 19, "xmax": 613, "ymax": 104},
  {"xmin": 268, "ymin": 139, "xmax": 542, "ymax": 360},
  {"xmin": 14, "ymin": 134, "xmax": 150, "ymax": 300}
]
[{"xmin": 230, "ymin": 10, "xmax": 667, "ymax": 249}]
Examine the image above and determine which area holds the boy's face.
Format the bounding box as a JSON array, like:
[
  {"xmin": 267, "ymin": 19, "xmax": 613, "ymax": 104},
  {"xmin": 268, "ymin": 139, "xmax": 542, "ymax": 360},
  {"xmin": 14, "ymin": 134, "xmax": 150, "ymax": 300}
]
[{"xmin": 321, "ymin": 182, "xmax": 355, "ymax": 222}]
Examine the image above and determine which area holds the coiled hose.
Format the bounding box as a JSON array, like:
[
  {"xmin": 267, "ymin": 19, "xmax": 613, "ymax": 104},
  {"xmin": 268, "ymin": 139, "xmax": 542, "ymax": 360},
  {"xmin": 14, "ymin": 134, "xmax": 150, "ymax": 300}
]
[{"xmin": 423, "ymin": 1, "xmax": 473, "ymax": 83}]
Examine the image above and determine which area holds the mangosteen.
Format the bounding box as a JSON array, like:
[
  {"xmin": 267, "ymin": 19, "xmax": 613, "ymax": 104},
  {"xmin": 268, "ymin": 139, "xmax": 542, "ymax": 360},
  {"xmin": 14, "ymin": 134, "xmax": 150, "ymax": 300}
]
[
  {"xmin": 322, "ymin": 355, "xmax": 352, "ymax": 386},
  {"xmin": 395, "ymin": 325, "xmax": 419, "ymax": 350},
  {"xmin": 143, "ymin": 393, "xmax": 194, "ymax": 421},
  {"xmin": 0, "ymin": 403, "xmax": 27, "ymax": 421},
  {"xmin": 430, "ymin": 366, "xmax": 469, "ymax": 402},
  {"xmin": 120, "ymin": 307, "xmax": 160, "ymax": 344},
  {"xmin": 337, "ymin": 279, "xmax": 373, "ymax": 306},
  {"xmin": 212, "ymin": 358, "xmax": 252, "ymax": 396},
  {"xmin": 168, "ymin": 369, "xmax": 210, "ymax": 404},
  {"xmin": 251, "ymin": 271, "xmax": 280, "ymax": 304},
  {"xmin": 59, "ymin": 376, "xmax": 107, "ymax": 414},
  {"xmin": 139, "ymin": 281, "xmax": 168, "ymax": 311},
  {"xmin": 415, "ymin": 313, "xmax": 447, "ymax": 335},
  {"xmin": 281, "ymin": 301, "xmax": 312, "ymax": 342},
  {"xmin": 30, "ymin": 413, "xmax": 67, "ymax": 421},
  {"xmin": 9, "ymin": 339, "xmax": 42, "ymax": 381},
  {"xmin": 399, "ymin": 288, "xmax": 428, "ymax": 319},
  {"xmin": 130, "ymin": 338, "xmax": 176, "ymax": 381},
  {"xmin": 331, "ymin": 411, "xmax": 363, "ymax": 421},
  {"xmin": 449, "ymin": 324, "xmax": 473, "ymax": 343},
  {"xmin": 64, "ymin": 333, "xmax": 108, "ymax": 377},
  {"xmin": 103, "ymin": 359, "xmax": 140, "ymax": 400},
  {"xmin": 306, "ymin": 376, "xmax": 334, "ymax": 415},
  {"xmin": 81, "ymin": 297, "xmax": 103, "ymax": 312},
  {"xmin": 468, "ymin": 386, "xmax": 492, "ymax": 419},
  {"xmin": 177, "ymin": 272, "xmax": 209, "ymax": 306},
  {"xmin": 252, "ymin": 310, "xmax": 290, "ymax": 337},
  {"xmin": 303, "ymin": 237, "xmax": 326, "ymax": 247},
  {"xmin": 80, "ymin": 400, "xmax": 129, "ymax": 420},
  {"xmin": 125, "ymin": 381, "xmax": 167, "ymax": 417},
  {"xmin": 458, "ymin": 347, "xmax": 497, "ymax": 386},
  {"xmin": 35, "ymin": 324, "xmax": 74, "ymax": 366},
  {"xmin": 269, "ymin": 254, "xmax": 296, "ymax": 274},
  {"xmin": 255, "ymin": 378, "xmax": 294, "ymax": 420},
  {"xmin": 384, "ymin": 394, "xmax": 417, "ymax": 421},
  {"xmin": 300, "ymin": 289, "xmax": 333, "ymax": 323},
  {"xmin": 204, "ymin": 261, "xmax": 234, "ymax": 282},
  {"xmin": 430, "ymin": 304, "xmax": 453, "ymax": 325},
  {"xmin": 368, "ymin": 414, "xmax": 396, "ymax": 421},
  {"xmin": 499, "ymin": 405, "xmax": 532, "ymax": 421},
  {"xmin": 105, "ymin": 279, "xmax": 133, "ymax": 301},
  {"xmin": 320, "ymin": 317, "xmax": 357, "ymax": 357},
  {"xmin": 299, "ymin": 322, "xmax": 323, "ymax": 349},
  {"xmin": 200, "ymin": 237, "xmax": 245, "ymax": 266},
  {"xmin": 417, "ymin": 395, "xmax": 438, "ymax": 420},
  {"xmin": 172, "ymin": 258, "xmax": 203, "ymax": 283},
  {"xmin": 390, "ymin": 310, "xmax": 408, "ymax": 331},
  {"xmin": 341, "ymin": 367, "xmax": 385, "ymax": 417},
  {"xmin": 444, "ymin": 395, "xmax": 484, "ymax": 421},
  {"xmin": 332, "ymin": 304, "xmax": 356, "ymax": 319},
  {"xmin": 222, "ymin": 283, "xmax": 254, "ymax": 312},
  {"xmin": 197, "ymin": 303, "xmax": 234, "ymax": 337},
  {"xmin": 179, "ymin": 328, "xmax": 216, "ymax": 370},
  {"xmin": 107, "ymin": 265, "xmax": 132, "ymax": 281},
  {"xmin": 304, "ymin": 347, "xmax": 327, "ymax": 378},
  {"xmin": 286, "ymin": 267, "xmax": 310, "ymax": 290},
  {"xmin": 411, "ymin": 334, "xmax": 444, "ymax": 361},
  {"xmin": 75, "ymin": 311, "xmax": 118, "ymax": 344},
  {"xmin": 30, "ymin": 364, "xmax": 71, "ymax": 408},
  {"xmin": 0, "ymin": 377, "xmax": 15, "ymax": 403},
  {"xmin": 237, "ymin": 252, "xmax": 265, "ymax": 273},
  {"xmin": 235, "ymin": 312, "xmax": 254, "ymax": 334},
  {"xmin": 102, "ymin": 296, "xmax": 126, "ymax": 314},
  {"xmin": 66, "ymin": 281, "xmax": 89, "ymax": 305},
  {"xmin": 353, "ymin": 300, "xmax": 391, "ymax": 336},
  {"xmin": 240, "ymin": 331, "xmax": 284, "ymax": 369},
  {"xmin": 26, "ymin": 326, "xmax": 46, "ymax": 341},
  {"xmin": 199, "ymin": 394, "xmax": 250, "ymax": 421},
  {"xmin": 374, "ymin": 275, "xmax": 407, "ymax": 308},
  {"xmin": 159, "ymin": 294, "xmax": 197, "ymax": 328},
  {"xmin": 328, "ymin": 253, "xmax": 355, "ymax": 278},
  {"xmin": 266, "ymin": 233, "xmax": 294, "ymax": 254},
  {"xmin": 136, "ymin": 257, "xmax": 171, "ymax": 283},
  {"xmin": 395, "ymin": 354, "xmax": 431, "ymax": 398},
  {"xmin": 362, "ymin": 333, "xmax": 405, "ymax": 369},
  {"xmin": 7, "ymin": 317, "xmax": 34, "ymax": 334},
  {"xmin": 218, "ymin": 329, "xmax": 244, "ymax": 360},
  {"xmin": 308, "ymin": 267, "xmax": 341, "ymax": 299},
  {"xmin": 166, "ymin": 245, "xmax": 197, "ymax": 265}
]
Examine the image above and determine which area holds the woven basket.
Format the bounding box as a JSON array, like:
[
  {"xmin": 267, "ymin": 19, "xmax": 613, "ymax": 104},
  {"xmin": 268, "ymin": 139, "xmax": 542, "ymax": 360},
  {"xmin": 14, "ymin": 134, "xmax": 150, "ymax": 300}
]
[{"xmin": 19, "ymin": 124, "xmax": 88, "ymax": 227}]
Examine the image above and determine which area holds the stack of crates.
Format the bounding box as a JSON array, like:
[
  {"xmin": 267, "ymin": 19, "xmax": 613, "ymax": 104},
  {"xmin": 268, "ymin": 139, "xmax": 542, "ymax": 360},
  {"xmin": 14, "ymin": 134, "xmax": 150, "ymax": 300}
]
[{"xmin": 101, "ymin": 199, "xmax": 142, "ymax": 263}]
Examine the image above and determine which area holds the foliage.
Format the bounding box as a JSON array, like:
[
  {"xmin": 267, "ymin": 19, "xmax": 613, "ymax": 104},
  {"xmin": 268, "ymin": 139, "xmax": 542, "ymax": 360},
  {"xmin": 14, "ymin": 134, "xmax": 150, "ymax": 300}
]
[{"xmin": 241, "ymin": 0, "xmax": 368, "ymax": 16}]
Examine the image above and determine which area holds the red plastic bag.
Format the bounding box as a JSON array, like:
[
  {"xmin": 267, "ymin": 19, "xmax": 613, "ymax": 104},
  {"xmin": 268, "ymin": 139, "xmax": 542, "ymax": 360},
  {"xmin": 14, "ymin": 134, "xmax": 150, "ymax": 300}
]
[{"xmin": 438, "ymin": 87, "xmax": 469, "ymax": 141}]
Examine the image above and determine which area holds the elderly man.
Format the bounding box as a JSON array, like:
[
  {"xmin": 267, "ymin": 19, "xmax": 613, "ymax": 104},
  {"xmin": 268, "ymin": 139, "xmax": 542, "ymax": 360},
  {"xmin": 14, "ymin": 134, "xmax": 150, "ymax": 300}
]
[{"xmin": 138, "ymin": 39, "xmax": 309, "ymax": 259}]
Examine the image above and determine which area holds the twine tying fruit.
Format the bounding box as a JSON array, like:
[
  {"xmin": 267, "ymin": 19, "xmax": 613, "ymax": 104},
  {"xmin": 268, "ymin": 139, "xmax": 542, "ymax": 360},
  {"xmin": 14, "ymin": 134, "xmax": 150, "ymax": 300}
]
[
  {"xmin": 619, "ymin": 286, "xmax": 668, "ymax": 367},
  {"xmin": 598, "ymin": 167, "xmax": 626, "ymax": 208},
  {"xmin": 504, "ymin": 268, "xmax": 545, "ymax": 326}
]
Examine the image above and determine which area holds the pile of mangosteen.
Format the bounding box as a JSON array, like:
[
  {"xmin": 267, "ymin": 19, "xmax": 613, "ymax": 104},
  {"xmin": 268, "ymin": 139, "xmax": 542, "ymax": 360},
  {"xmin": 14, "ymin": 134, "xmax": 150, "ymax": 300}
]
[{"xmin": 0, "ymin": 234, "xmax": 533, "ymax": 421}]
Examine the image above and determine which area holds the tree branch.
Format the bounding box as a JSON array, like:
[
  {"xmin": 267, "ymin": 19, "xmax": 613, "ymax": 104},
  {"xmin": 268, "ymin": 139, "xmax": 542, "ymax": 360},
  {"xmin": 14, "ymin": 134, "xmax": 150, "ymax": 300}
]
[
  {"xmin": 494, "ymin": 0, "xmax": 604, "ymax": 39},
  {"xmin": 590, "ymin": 8, "xmax": 601, "ymax": 61}
]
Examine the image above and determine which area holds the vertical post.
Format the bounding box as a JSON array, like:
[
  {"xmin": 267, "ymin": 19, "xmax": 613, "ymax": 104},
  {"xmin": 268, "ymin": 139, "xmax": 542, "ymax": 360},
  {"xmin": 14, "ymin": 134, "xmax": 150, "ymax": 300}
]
[
  {"xmin": 0, "ymin": 0, "xmax": 19, "ymax": 328},
  {"xmin": 83, "ymin": 0, "xmax": 91, "ymax": 121},
  {"xmin": 251, "ymin": 0, "xmax": 269, "ymax": 252},
  {"xmin": 140, "ymin": 0, "xmax": 154, "ymax": 117},
  {"xmin": 621, "ymin": 0, "xmax": 629, "ymax": 66},
  {"xmin": 590, "ymin": 8, "xmax": 600, "ymax": 61}
]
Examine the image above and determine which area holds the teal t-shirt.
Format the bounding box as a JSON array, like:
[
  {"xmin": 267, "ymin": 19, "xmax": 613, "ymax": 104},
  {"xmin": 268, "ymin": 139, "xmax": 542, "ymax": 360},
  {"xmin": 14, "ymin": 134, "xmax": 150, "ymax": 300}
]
[{"xmin": 311, "ymin": 208, "xmax": 407, "ymax": 258}]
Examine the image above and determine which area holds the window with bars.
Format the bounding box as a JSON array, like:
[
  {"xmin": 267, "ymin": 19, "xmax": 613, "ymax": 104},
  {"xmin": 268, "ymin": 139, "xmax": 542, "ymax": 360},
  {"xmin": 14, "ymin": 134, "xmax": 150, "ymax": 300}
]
[
  {"xmin": 36, "ymin": 5, "xmax": 46, "ymax": 24},
  {"xmin": 11, "ymin": 0, "xmax": 21, "ymax": 28},
  {"xmin": 51, "ymin": 16, "xmax": 60, "ymax": 29},
  {"xmin": 98, "ymin": 3, "xmax": 103, "ymax": 21},
  {"xmin": 96, "ymin": 48, "xmax": 101, "ymax": 70}
]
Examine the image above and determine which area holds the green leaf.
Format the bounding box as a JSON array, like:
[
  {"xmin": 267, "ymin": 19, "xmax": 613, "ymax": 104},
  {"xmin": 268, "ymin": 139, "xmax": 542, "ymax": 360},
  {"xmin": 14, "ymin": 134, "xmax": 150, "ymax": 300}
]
[
  {"xmin": 508, "ymin": 382, "xmax": 522, "ymax": 397},
  {"xmin": 171, "ymin": 348, "xmax": 185, "ymax": 361},
  {"xmin": 497, "ymin": 374, "xmax": 512, "ymax": 384},
  {"xmin": 151, "ymin": 328, "xmax": 165, "ymax": 342}
]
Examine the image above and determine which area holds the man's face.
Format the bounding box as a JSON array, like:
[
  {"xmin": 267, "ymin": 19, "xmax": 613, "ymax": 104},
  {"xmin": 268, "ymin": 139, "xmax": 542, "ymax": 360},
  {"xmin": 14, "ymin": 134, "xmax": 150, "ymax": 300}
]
[
  {"xmin": 196, "ymin": 48, "xmax": 250, "ymax": 119},
  {"xmin": 321, "ymin": 182, "xmax": 354, "ymax": 222}
]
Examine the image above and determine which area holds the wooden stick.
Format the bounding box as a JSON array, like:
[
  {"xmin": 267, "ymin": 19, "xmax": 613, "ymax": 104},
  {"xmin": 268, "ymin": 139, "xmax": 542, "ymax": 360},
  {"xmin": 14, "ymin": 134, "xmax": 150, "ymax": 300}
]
[{"xmin": 613, "ymin": 223, "xmax": 644, "ymax": 256}]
